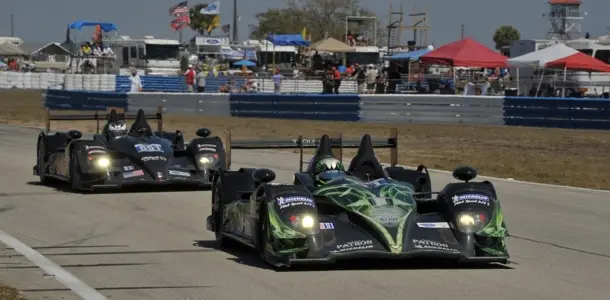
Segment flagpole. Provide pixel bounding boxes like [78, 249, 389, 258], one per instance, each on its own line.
[179, 29, 183, 44]
[232, 0, 238, 42]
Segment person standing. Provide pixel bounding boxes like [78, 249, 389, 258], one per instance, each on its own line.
[272, 69, 283, 94]
[196, 69, 206, 93]
[332, 66, 341, 94]
[184, 65, 196, 93]
[129, 69, 142, 92]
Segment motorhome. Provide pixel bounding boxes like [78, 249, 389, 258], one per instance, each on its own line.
[0, 37, 24, 46]
[108, 36, 181, 75]
[248, 40, 297, 68]
[564, 37, 610, 95]
[346, 46, 381, 65]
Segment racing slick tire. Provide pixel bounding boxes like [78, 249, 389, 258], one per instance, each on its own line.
[258, 200, 270, 263]
[212, 178, 231, 248]
[69, 148, 85, 191]
[36, 138, 50, 185]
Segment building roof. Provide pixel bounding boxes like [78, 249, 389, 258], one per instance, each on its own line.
[0, 42, 27, 56]
[18, 42, 49, 54]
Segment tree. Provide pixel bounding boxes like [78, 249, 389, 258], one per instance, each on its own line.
[250, 0, 385, 45]
[493, 25, 520, 50]
[189, 3, 217, 35]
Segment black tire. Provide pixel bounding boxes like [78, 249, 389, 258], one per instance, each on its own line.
[258, 201, 270, 262]
[213, 179, 229, 247]
[37, 139, 49, 185]
[69, 148, 82, 190]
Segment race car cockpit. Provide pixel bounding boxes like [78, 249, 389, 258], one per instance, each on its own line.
[128, 109, 154, 137]
[347, 134, 386, 181]
[99, 109, 127, 141]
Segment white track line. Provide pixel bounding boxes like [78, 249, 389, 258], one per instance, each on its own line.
[0, 229, 107, 300]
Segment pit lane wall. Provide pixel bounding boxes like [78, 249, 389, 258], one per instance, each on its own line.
[42, 90, 610, 130]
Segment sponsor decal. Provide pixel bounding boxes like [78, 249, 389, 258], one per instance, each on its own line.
[141, 156, 167, 162]
[362, 179, 388, 188]
[169, 170, 190, 177]
[124, 165, 134, 171]
[451, 194, 490, 206]
[134, 144, 163, 153]
[319, 223, 334, 229]
[417, 222, 450, 228]
[276, 196, 315, 209]
[197, 144, 217, 150]
[123, 170, 144, 178]
[84, 146, 105, 150]
[292, 138, 316, 145]
[412, 239, 458, 251]
[332, 240, 373, 252]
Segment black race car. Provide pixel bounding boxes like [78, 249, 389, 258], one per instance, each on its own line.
[34, 107, 226, 191]
[207, 129, 509, 268]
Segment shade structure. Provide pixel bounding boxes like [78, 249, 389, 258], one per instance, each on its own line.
[310, 37, 355, 52]
[545, 52, 610, 72]
[233, 59, 256, 67]
[385, 48, 431, 61]
[507, 44, 577, 67]
[266, 34, 310, 47]
[68, 21, 118, 32]
[420, 38, 507, 67]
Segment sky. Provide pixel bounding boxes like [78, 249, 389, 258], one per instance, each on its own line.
[1, 0, 609, 48]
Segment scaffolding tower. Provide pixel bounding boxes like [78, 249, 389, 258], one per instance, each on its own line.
[386, 4, 430, 54]
[546, 0, 584, 40]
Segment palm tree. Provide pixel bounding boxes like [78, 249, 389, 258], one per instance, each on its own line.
[189, 3, 216, 35]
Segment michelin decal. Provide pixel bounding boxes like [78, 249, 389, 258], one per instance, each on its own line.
[276, 196, 315, 209]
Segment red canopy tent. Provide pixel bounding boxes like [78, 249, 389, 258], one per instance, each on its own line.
[420, 38, 507, 67]
[544, 52, 610, 72]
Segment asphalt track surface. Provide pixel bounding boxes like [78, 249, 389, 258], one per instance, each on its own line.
[0, 125, 609, 300]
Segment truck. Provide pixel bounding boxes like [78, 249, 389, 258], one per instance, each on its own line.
[108, 36, 181, 75]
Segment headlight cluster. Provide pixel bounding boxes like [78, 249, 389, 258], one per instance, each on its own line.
[198, 153, 219, 167]
[94, 157, 110, 168]
[456, 212, 488, 233]
[288, 214, 316, 229]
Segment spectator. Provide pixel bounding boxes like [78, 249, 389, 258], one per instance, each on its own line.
[272, 69, 283, 94]
[7, 59, 18, 71]
[129, 69, 142, 92]
[365, 64, 377, 94]
[184, 65, 196, 93]
[196, 69, 206, 93]
[332, 66, 341, 94]
[351, 63, 366, 93]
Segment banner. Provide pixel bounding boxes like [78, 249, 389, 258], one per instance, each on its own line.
[200, 1, 220, 15]
[207, 15, 220, 33]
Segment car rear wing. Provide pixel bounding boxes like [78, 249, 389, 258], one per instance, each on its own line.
[223, 128, 398, 171]
[44, 106, 164, 134]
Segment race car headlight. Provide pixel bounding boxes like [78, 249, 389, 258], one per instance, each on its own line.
[455, 212, 488, 233]
[197, 153, 218, 168]
[301, 215, 315, 228]
[95, 157, 110, 168]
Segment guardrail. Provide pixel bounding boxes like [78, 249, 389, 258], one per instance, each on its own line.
[40, 91, 610, 130]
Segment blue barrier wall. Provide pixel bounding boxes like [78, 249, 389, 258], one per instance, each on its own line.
[115, 75, 246, 93]
[229, 93, 361, 121]
[504, 96, 610, 130]
[41, 90, 610, 130]
[44, 90, 128, 111]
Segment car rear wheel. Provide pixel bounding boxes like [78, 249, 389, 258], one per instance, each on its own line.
[37, 139, 49, 184]
[213, 181, 229, 247]
[69, 149, 82, 190]
[258, 202, 270, 261]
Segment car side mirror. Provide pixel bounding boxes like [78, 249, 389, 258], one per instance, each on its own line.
[452, 165, 477, 182]
[67, 130, 82, 140]
[252, 168, 276, 184]
[196, 128, 211, 138]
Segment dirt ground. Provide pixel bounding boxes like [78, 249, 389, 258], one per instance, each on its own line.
[2, 89, 610, 190]
[0, 283, 26, 300]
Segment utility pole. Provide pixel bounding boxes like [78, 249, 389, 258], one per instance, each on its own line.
[460, 24, 464, 39]
[232, 0, 238, 42]
[10, 14, 14, 37]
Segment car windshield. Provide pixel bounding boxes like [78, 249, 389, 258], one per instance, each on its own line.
[318, 170, 347, 181]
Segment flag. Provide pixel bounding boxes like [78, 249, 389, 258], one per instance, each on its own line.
[301, 27, 307, 40]
[207, 15, 220, 33]
[222, 24, 230, 33]
[200, 1, 220, 15]
[169, 1, 189, 16]
[171, 14, 191, 31]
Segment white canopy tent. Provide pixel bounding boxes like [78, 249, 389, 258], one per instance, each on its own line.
[507, 43, 579, 96]
[507, 43, 577, 67]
